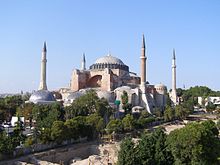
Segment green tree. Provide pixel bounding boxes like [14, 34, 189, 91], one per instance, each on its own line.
[206, 101, 216, 113]
[16, 103, 34, 127]
[106, 119, 122, 134]
[51, 121, 67, 144]
[153, 128, 174, 165]
[64, 90, 112, 121]
[174, 104, 190, 120]
[65, 116, 93, 140]
[164, 106, 174, 122]
[86, 113, 105, 137]
[117, 137, 137, 165]
[167, 120, 220, 165]
[135, 132, 156, 165]
[64, 119, 79, 140]
[32, 103, 62, 129]
[122, 114, 135, 131]
[0, 132, 14, 155]
[121, 91, 132, 114]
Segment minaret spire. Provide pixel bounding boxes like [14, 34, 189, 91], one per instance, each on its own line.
[173, 49, 176, 59]
[81, 53, 86, 70]
[142, 34, 145, 48]
[140, 34, 147, 85]
[39, 41, 48, 90]
[171, 49, 177, 105]
[43, 41, 47, 52]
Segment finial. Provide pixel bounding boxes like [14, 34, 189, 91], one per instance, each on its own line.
[83, 53, 85, 61]
[173, 49, 176, 59]
[43, 41, 47, 52]
[142, 34, 145, 48]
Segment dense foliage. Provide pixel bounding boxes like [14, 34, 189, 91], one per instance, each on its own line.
[118, 120, 220, 165]
[1, 86, 220, 160]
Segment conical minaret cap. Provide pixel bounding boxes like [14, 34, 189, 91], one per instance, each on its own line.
[83, 53, 85, 62]
[43, 41, 47, 52]
[173, 49, 176, 59]
[142, 34, 145, 49]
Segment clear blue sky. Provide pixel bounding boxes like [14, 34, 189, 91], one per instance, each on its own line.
[0, 0, 220, 93]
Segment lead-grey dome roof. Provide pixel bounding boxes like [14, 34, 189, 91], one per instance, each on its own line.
[67, 91, 84, 101]
[29, 90, 56, 103]
[97, 90, 115, 103]
[90, 54, 129, 71]
[95, 55, 124, 65]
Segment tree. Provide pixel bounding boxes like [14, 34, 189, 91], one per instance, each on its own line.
[32, 103, 62, 130]
[174, 105, 190, 120]
[51, 121, 67, 144]
[86, 113, 105, 137]
[164, 106, 174, 122]
[64, 90, 112, 121]
[167, 120, 220, 165]
[106, 119, 122, 134]
[65, 116, 93, 140]
[153, 107, 163, 117]
[0, 132, 14, 155]
[153, 128, 174, 165]
[17, 103, 34, 127]
[117, 137, 137, 165]
[122, 114, 135, 131]
[135, 132, 156, 165]
[121, 91, 132, 114]
[206, 102, 216, 113]
[135, 128, 173, 165]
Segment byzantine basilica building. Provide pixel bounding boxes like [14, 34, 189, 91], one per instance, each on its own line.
[60, 35, 172, 113]
[29, 35, 178, 113]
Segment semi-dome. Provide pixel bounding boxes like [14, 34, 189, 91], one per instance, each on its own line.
[29, 90, 56, 104]
[90, 54, 129, 71]
[67, 91, 84, 101]
[97, 90, 115, 103]
[95, 55, 124, 65]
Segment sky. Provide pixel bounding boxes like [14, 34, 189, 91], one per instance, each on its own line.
[0, 0, 220, 93]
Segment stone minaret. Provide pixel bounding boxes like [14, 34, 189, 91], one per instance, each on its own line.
[171, 49, 177, 104]
[140, 34, 147, 85]
[38, 42, 48, 90]
[81, 53, 86, 70]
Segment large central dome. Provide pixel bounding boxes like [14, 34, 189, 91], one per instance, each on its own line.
[90, 54, 129, 71]
[95, 55, 124, 65]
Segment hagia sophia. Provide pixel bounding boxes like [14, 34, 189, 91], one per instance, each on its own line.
[28, 35, 178, 113]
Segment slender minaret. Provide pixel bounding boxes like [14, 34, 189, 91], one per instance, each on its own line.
[140, 34, 147, 86]
[81, 53, 86, 70]
[38, 42, 48, 90]
[171, 49, 177, 104]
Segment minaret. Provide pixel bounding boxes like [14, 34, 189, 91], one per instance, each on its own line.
[171, 49, 177, 104]
[140, 34, 147, 86]
[81, 53, 86, 70]
[38, 42, 48, 90]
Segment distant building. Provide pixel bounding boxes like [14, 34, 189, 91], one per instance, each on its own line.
[198, 96, 220, 106]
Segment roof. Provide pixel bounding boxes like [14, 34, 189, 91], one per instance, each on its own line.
[29, 90, 56, 104]
[95, 54, 124, 65]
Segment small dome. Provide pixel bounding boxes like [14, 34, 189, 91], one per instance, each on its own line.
[29, 90, 56, 103]
[67, 91, 84, 101]
[95, 55, 124, 65]
[155, 83, 166, 89]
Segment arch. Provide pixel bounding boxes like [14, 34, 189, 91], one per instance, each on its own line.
[87, 75, 102, 88]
